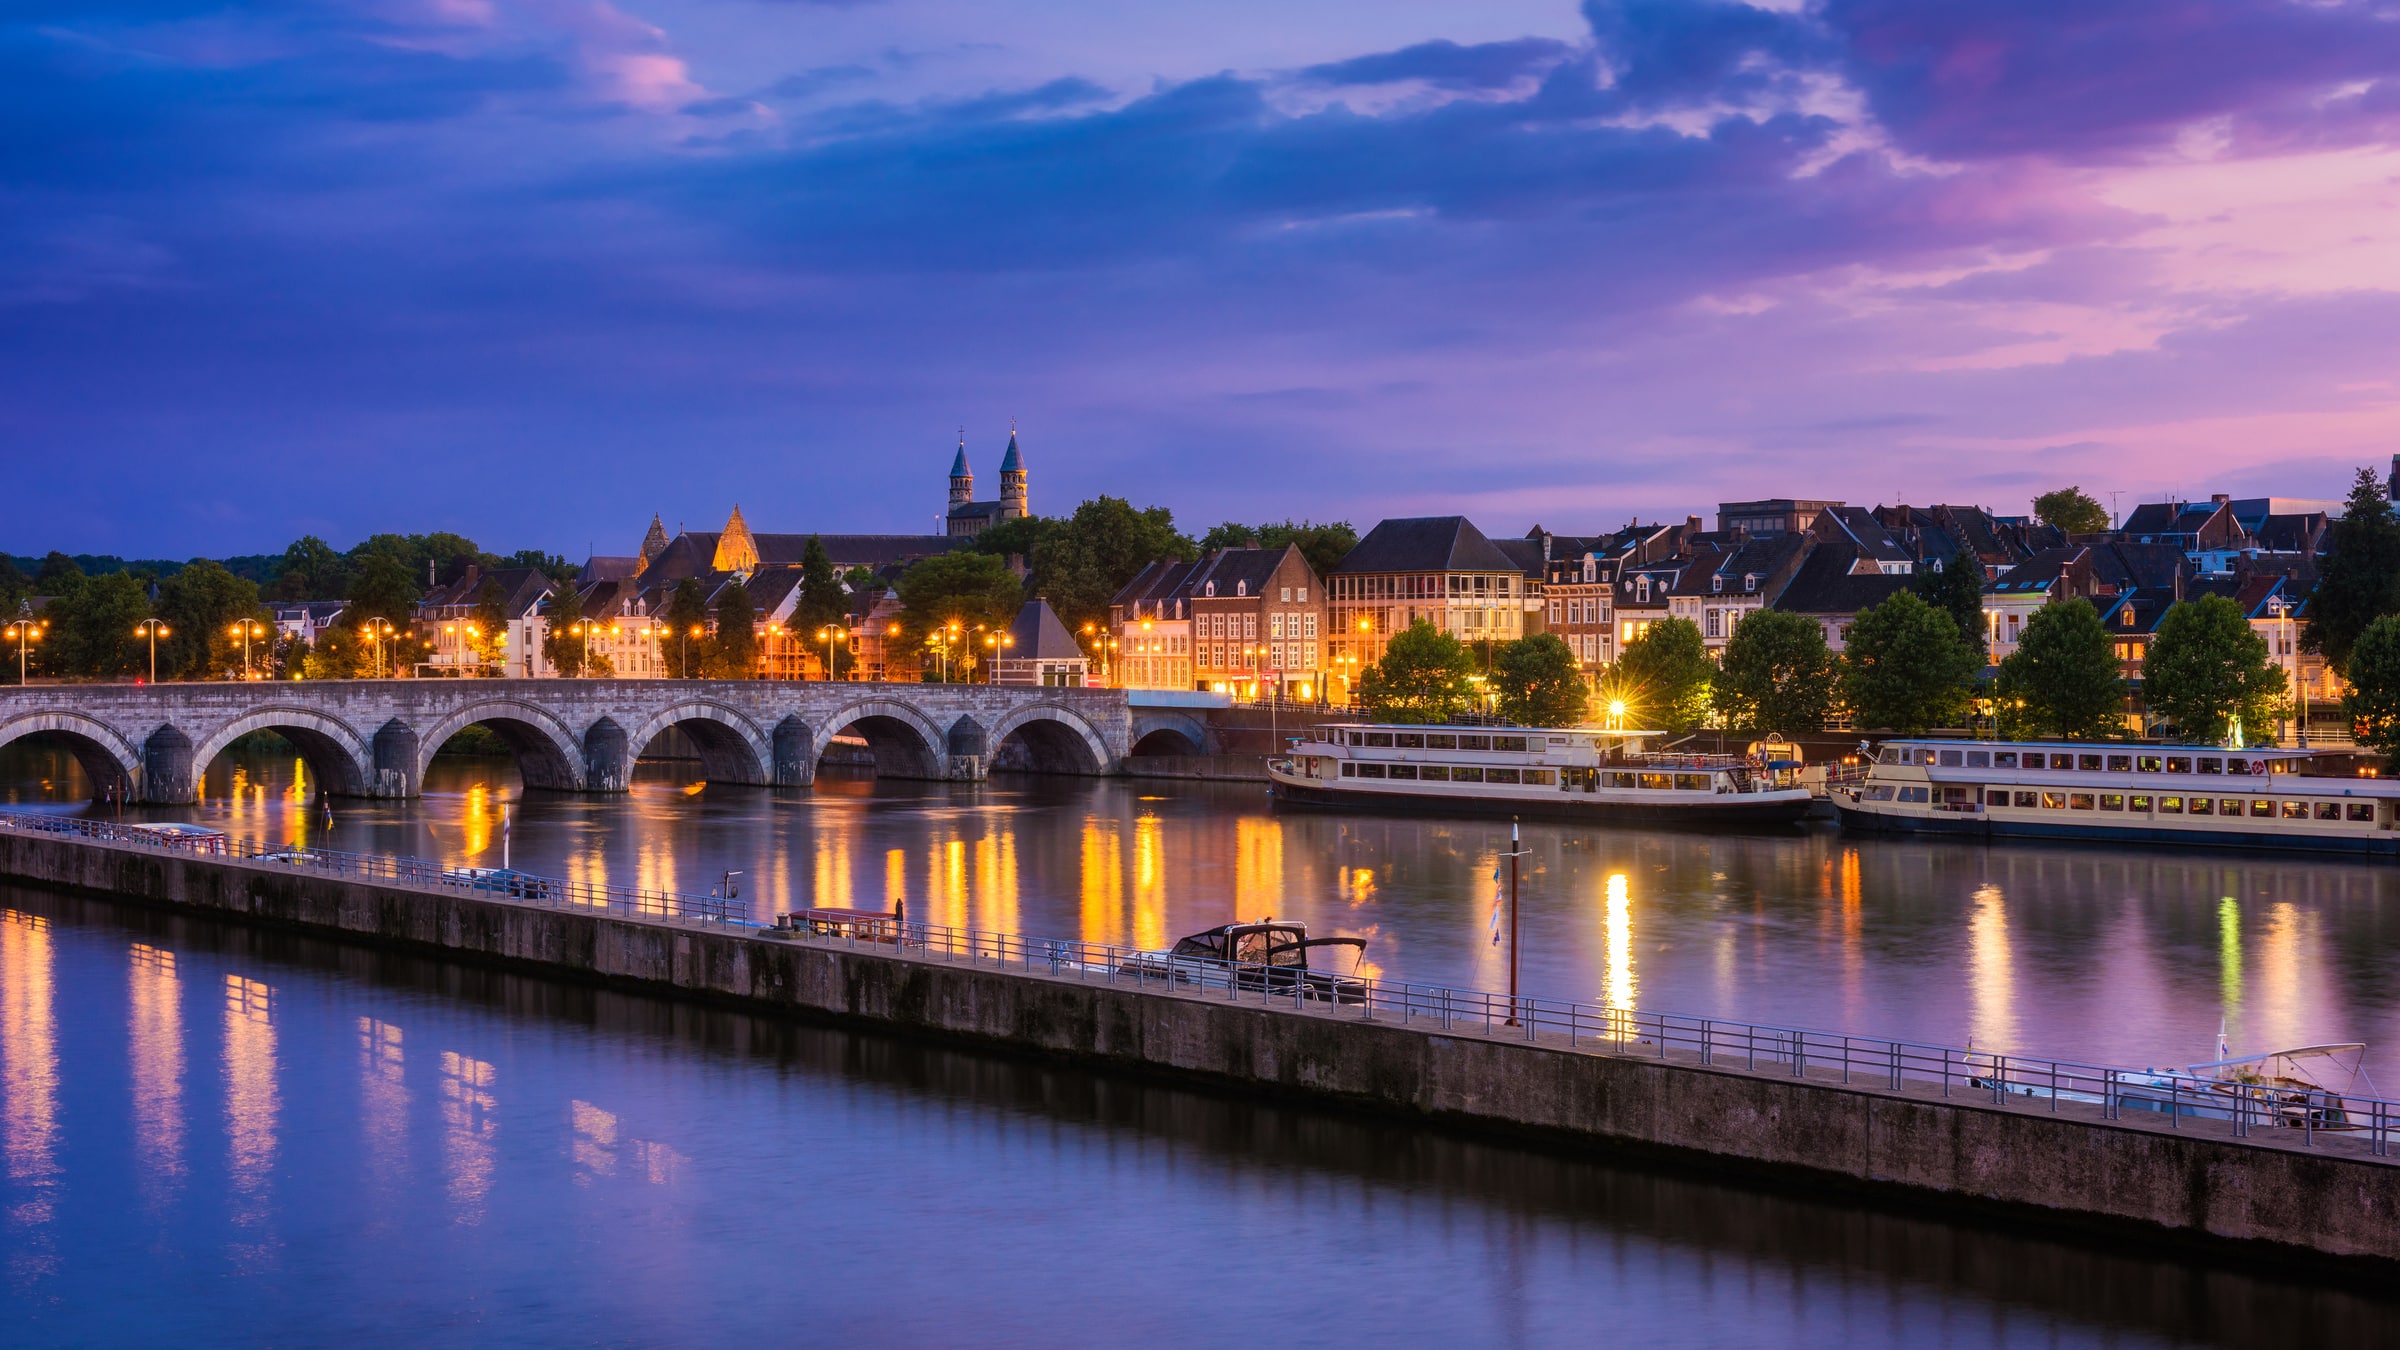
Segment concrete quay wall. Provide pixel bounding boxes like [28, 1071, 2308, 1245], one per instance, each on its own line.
[5, 829, 2395, 1269]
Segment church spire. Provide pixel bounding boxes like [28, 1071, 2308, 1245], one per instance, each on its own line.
[949, 428, 974, 509]
[640, 513, 669, 570]
[998, 421, 1027, 519]
[712, 504, 759, 575]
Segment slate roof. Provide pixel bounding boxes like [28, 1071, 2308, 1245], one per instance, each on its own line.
[1488, 537, 1547, 579]
[1813, 506, 1914, 565]
[1770, 543, 1912, 616]
[998, 431, 1024, 474]
[1335, 517, 1519, 574]
[1008, 598, 1082, 658]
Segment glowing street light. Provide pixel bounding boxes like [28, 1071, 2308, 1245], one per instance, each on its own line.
[133, 618, 170, 683]
[4, 617, 43, 685]
[229, 618, 268, 680]
[817, 625, 848, 682]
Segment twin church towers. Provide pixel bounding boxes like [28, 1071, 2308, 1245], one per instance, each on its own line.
[944, 425, 1030, 538]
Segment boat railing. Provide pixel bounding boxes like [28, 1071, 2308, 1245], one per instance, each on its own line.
[0, 807, 750, 926]
[4, 805, 2391, 1161]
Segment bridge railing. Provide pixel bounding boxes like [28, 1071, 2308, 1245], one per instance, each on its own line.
[5, 804, 2391, 1159]
[0, 808, 748, 926]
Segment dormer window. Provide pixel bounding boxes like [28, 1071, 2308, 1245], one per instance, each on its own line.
[1744, 573, 1759, 591]
[1236, 581, 1247, 597]
[1711, 575, 1724, 593]
[1204, 582, 1215, 597]
[1636, 577, 1651, 602]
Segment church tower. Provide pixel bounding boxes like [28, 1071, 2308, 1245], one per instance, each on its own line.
[711, 504, 759, 576]
[949, 431, 974, 510]
[638, 513, 670, 576]
[998, 425, 1028, 521]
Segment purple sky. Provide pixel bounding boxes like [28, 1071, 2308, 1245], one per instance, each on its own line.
[10, 0, 2400, 558]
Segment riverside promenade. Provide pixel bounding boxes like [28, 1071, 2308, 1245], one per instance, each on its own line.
[3, 813, 2396, 1271]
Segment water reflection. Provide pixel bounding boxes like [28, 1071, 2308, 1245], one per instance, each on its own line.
[1, 909, 57, 1276]
[1604, 872, 1634, 1013]
[11, 741, 2400, 1080]
[222, 973, 279, 1264]
[129, 944, 185, 1209]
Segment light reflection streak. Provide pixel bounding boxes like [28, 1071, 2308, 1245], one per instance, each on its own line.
[1967, 884, 2016, 1054]
[1234, 817, 1282, 921]
[2218, 897, 2243, 1012]
[1080, 819, 1123, 943]
[572, 1099, 617, 1182]
[1, 911, 59, 1256]
[358, 1018, 409, 1193]
[1604, 873, 1635, 1016]
[978, 831, 1020, 937]
[885, 849, 907, 912]
[129, 944, 185, 1207]
[2257, 902, 2303, 1052]
[1132, 815, 1164, 951]
[223, 974, 280, 1259]
[813, 831, 852, 912]
[440, 1051, 497, 1224]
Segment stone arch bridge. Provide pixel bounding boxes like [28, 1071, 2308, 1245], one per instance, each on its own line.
[0, 680, 1157, 804]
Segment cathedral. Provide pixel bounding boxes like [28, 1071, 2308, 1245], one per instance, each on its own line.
[945, 427, 1030, 537]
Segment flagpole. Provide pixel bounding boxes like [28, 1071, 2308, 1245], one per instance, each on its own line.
[1504, 817, 1524, 1027]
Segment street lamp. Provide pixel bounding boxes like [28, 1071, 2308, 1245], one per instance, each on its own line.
[229, 618, 268, 680]
[982, 631, 1012, 684]
[359, 618, 395, 679]
[133, 618, 170, 683]
[817, 625, 848, 681]
[4, 618, 42, 685]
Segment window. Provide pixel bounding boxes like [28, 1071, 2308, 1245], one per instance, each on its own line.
[1676, 774, 1709, 791]
[1356, 763, 1386, 778]
[1297, 587, 1308, 602]
[2130, 795, 2152, 812]
[1487, 768, 1521, 785]
[2282, 801, 2308, 820]
[2251, 800, 2274, 817]
[2137, 755, 2163, 772]
[2078, 754, 2103, 771]
[2159, 796, 2182, 814]
[2100, 794, 2125, 810]
[1387, 764, 1417, 780]
[1364, 732, 1395, 747]
[2187, 797, 2214, 816]
[1236, 581, 1247, 597]
[2107, 755, 2132, 771]
[1458, 735, 1492, 751]
[2220, 799, 2243, 816]
[1426, 734, 1457, 750]
[1244, 614, 1257, 639]
[2041, 792, 2066, 809]
[1493, 736, 1529, 752]
[1967, 751, 1990, 768]
[2315, 802, 2340, 821]
[2069, 793, 2095, 810]
[1523, 769, 1556, 786]
[2044, 753, 2072, 770]
[1985, 789, 2010, 806]
[2196, 757, 2222, 775]
[1899, 786, 1931, 803]
[1340, 762, 1356, 777]
[1640, 773, 1673, 790]
[2349, 803, 2375, 822]
[1453, 767, 1485, 783]
[1939, 750, 1963, 767]
[1270, 614, 1284, 639]
[2166, 757, 2191, 774]
[1303, 614, 1317, 640]
[1420, 765, 1449, 781]
[1280, 586, 1291, 602]
[1993, 752, 2019, 769]
[1394, 733, 1425, 748]
[1606, 771, 1636, 789]
[1866, 785, 1897, 801]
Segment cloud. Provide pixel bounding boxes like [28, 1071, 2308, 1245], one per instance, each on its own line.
[1299, 37, 1574, 91]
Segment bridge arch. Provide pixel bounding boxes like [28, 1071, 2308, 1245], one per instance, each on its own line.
[1129, 711, 1209, 757]
[417, 699, 585, 792]
[0, 712, 141, 801]
[812, 698, 948, 780]
[989, 704, 1112, 775]
[624, 701, 771, 787]
[189, 706, 373, 798]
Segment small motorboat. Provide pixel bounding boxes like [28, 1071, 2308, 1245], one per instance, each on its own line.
[1118, 919, 1368, 1004]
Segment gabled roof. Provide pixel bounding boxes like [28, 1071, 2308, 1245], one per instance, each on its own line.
[1008, 597, 1081, 659]
[1814, 506, 1913, 563]
[1110, 558, 1202, 611]
[1770, 543, 1912, 617]
[1335, 517, 1518, 574]
[1489, 537, 1546, 579]
[1189, 545, 1304, 599]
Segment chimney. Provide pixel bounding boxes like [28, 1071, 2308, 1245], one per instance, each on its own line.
[2211, 493, 2230, 507]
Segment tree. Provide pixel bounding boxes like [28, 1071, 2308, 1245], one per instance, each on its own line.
[897, 551, 1026, 678]
[2342, 615, 2400, 762]
[470, 578, 511, 672]
[1839, 591, 1976, 734]
[45, 572, 150, 678]
[797, 536, 846, 634]
[500, 548, 577, 583]
[1994, 599, 2122, 739]
[154, 559, 266, 679]
[541, 583, 589, 677]
[1201, 520, 1357, 577]
[1029, 496, 1194, 633]
[1491, 633, 1587, 726]
[2305, 467, 2400, 672]
[2033, 486, 2109, 536]
[2144, 594, 2287, 744]
[35, 552, 84, 592]
[1360, 620, 1475, 723]
[662, 578, 712, 678]
[969, 515, 1060, 567]
[1716, 609, 1835, 734]
[1613, 617, 1712, 733]
[709, 580, 759, 678]
[0, 556, 27, 613]
[1911, 557, 1988, 665]
[272, 536, 348, 600]
[346, 552, 420, 631]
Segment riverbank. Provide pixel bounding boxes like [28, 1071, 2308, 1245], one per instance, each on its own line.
[2, 824, 2394, 1275]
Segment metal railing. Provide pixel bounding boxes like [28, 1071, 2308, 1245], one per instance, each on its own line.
[0, 808, 748, 926]
[6, 805, 2392, 1160]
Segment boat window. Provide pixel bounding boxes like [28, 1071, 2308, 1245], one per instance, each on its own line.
[1523, 769, 1556, 786]
[2130, 795, 2152, 811]
[1992, 752, 2018, 769]
[2315, 802, 2341, 821]
[1639, 773, 1672, 790]
[1356, 763, 1386, 778]
[1426, 734, 1457, 750]
[1549, 737, 1569, 746]
[1493, 736, 1529, 753]
[1364, 732, 1395, 747]
[2049, 753, 2077, 770]
[1454, 767, 1485, 783]
[1234, 931, 1269, 964]
[1388, 764, 1418, 780]
[2137, 755, 2163, 772]
[1395, 733, 1425, 748]
[2107, 755, 2132, 771]
[2251, 800, 2274, 817]
[1420, 765, 1449, 781]
[2100, 794, 2124, 811]
[2041, 792, 2066, 809]
[2281, 801, 2307, 819]
[2014, 790, 2038, 807]
[2158, 796, 2182, 814]
[2350, 803, 2375, 822]
[1487, 768, 1522, 785]
[1966, 751, 1990, 768]
[2187, 797, 2214, 816]
[2166, 757, 2191, 773]
[1606, 772, 1636, 789]
[2220, 799, 2243, 816]
[1458, 735, 1492, 751]
[1340, 763, 1356, 777]
[1939, 750, 1963, 767]
[2069, 792, 2095, 810]
[1674, 773, 1707, 791]
[2271, 759, 2297, 775]
[1985, 789, 2009, 806]
[1866, 785, 1896, 801]
[2196, 757, 2222, 775]
[1900, 786, 1930, 803]
[2077, 755, 2103, 771]
[1346, 732, 1363, 747]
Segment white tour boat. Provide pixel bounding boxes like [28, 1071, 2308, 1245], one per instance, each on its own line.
[1266, 723, 1815, 825]
[1835, 738, 2400, 854]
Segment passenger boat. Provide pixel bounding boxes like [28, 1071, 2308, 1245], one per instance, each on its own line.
[1266, 723, 1815, 825]
[1835, 739, 2400, 854]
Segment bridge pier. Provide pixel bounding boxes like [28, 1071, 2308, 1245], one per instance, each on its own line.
[583, 717, 630, 793]
[372, 719, 420, 799]
[771, 716, 814, 788]
[946, 715, 987, 781]
[141, 724, 197, 805]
